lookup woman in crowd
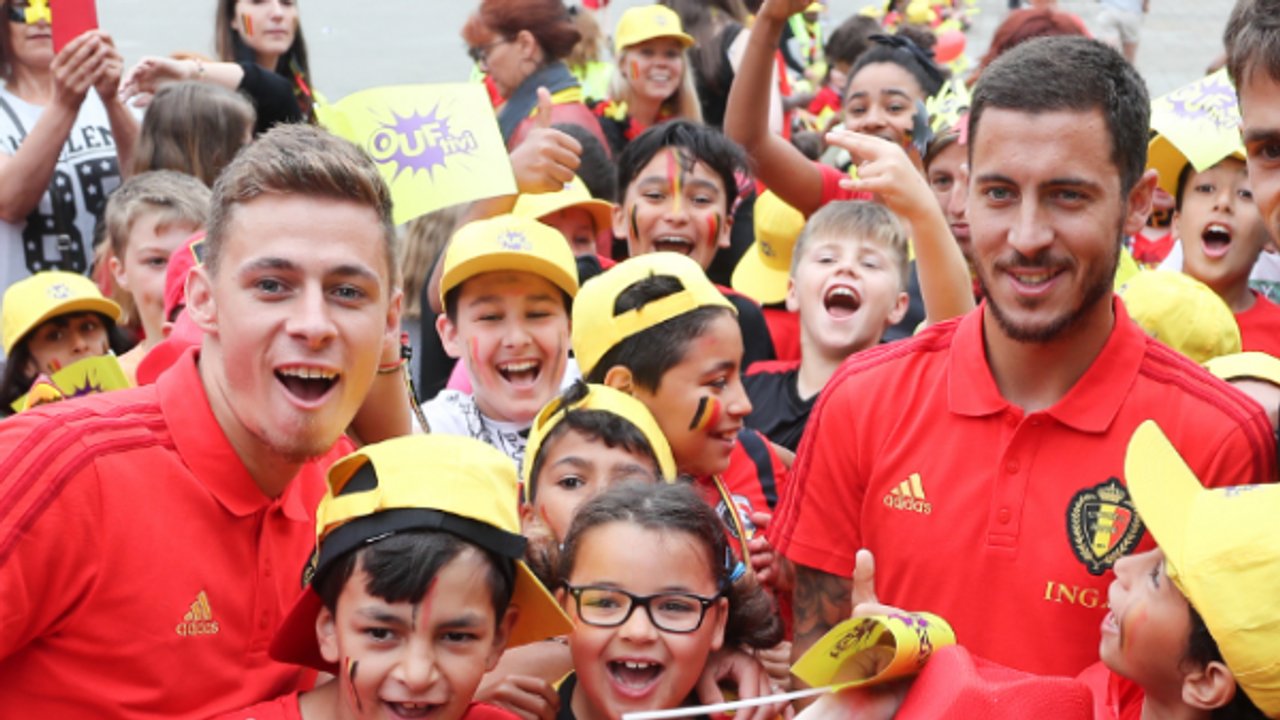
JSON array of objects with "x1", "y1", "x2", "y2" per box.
[
  {"x1": 462, "y1": 0, "x2": 610, "y2": 153},
  {"x1": 0, "y1": 3, "x2": 136, "y2": 307},
  {"x1": 121, "y1": 0, "x2": 314, "y2": 135}
]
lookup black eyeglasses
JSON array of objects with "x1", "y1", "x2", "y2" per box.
[
  {"x1": 6, "y1": 3, "x2": 30, "y2": 23},
  {"x1": 563, "y1": 584, "x2": 722, "y2": 634},
  {"x1": 468, "y1": 37, "x2": 509, "y2": 66}
]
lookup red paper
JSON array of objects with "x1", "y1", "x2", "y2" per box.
[{"x1": 52, "y1": 0, "x2": 98, "y2": 54}]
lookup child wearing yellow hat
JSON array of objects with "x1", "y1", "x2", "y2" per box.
[
  {"x1": 0, "y1": 270, "x2": 125, "y2": 414},
  {"x1": 424, "y1": 214, "x2": 580, "y2": 467},
  {"x1": 216, "y1": 434, "x2": 573, "y2": 720}
]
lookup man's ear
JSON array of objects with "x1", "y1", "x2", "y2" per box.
[
  {"x1": 385, "y1": 288, "x2": 404, "y2": 341},
  {"x1": 1123, "y1": 169, "x2": 1159, "y2": 239},
  {"x1": 486, "y1": 606, "x2": 519, "y2": 671},
  {"x1": 317, "y1": 605, "x2": 340, "y2": 664},
  {"x1": 1182, "y1": 660, "x2": 1238, "y2": 712},
  {"x1": 602, "y1": 365, "x2": 635, "y2": 395},
  {"x1": 185, "y1": 266, "x2": 218, "y2": 335},
  {"x1": 436, "y1": 313, "x2": 463, "y2": 359}
]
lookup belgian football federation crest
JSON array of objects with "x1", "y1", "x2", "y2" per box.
[{"x1": 1067, "y1": 478, "x2": 1145, "y2": 576}]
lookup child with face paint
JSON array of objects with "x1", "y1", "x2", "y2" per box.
[
  {"x1": 424, "y1": 214, "x2": 580, "y2": 468},
  {"x1": 613, "y1": 120, "x2": 779, "y2": 370},
  {"x1": 555, "y1": 482, "x2": 784, "y2": 720},
  {"x1": 0, "y1": 271, "x2": 126, "y2": 415},
  {"x1": 809, "y1": 421, "x2": 1280, "y2": 720},
  {"x1": 467, "y1": 382, "x2": 678, "y2": 719},
  {"x1": 216, "y1": 435, "x2": 574, "y2": 720},
  {"x1": 590, "y1": 5, "x2": 702, "y2": 158}
]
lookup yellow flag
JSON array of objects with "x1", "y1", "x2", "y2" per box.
[
  {"x1": 1148, "y1": 69, "x2": 1244, "y2": 196},
  {"x1": 11, "y1": 354, "x2": 131, "y2": 413},
  {"x1": 791, "y1": 612, "x2": 956, "y2": 690},
  {"x1": 316, "y1": 84, "x2": 517, "y2": 225}
]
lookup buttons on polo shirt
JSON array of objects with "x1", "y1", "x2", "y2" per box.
[
  {"x1": 1004, "y1": 413, "x2": 1018, "y2": 427},
  {"x1": 1005, "y1": 459, "x2": 1020, "y2": 474},
  {"x1": 997, "y1": 508, "x2": 1011, "y2": 524}
]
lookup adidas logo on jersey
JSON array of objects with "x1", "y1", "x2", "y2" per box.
[
  {"x1": 176, "y1": 590, "x2": 221, "y2": 637},
  {"x1": 884, "y1": 473, "x2": 932, "y2": 514}
]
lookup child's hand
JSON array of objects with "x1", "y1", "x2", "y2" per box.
[
  {"x1": 760, "y1": 0, "x2": 816, "y2": 23},
  {"x1": 697, "y1": 648, "x2": 793, "y2": 720},
  {"x1": 478, "y1": 675, "x2": 559, "y2": 720},
  {"x1": 754, "y1": 641, "x2": 793, "y2": 693},
  {"x1": 826, "y1": 128, "x2": 938, "y2": 227},
  {"x1": 508, "y1": 87, "x2": 581, "y2": 194},
  {"x1": 747, "y1": 511, "x2": 778, "y2": 588}
]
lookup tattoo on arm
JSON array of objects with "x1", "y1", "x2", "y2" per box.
[{"x1": 791, "y1": 564, "x2": 853, "y2": 663}]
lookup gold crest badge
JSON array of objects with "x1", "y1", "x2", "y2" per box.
[{"x1": 1067, "y1": 478, "x2": 1145, "y2": 576}]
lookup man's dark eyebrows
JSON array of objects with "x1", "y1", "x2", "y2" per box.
[
  {"x1": 1243, "y1": 128, "x2": 1280, "y2": 145},
  {"x1": 329, "y1": 264, "x2": 380, "y2": 284},
  {"x1": 239, "y1": 257, "x2": 299, "y2": 275},
  {"x1": 1045, "y1": 177, "x2": 1105, "y2": 193}
]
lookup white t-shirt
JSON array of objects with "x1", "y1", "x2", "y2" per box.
[
  {"x1": 0, "y1": 87, "x2": 125, "y2": 290},
  {"x1": 421, "y1": 390, "x2": 530, "y2": 467}
]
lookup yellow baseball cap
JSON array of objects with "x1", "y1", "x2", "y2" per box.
[
  {"x1": 2, "y1": 271, "x2": 121, "y2": 354},
  {"x1": 571, "y1": 253, "x2": 734, "y2": 378},
  {"x1": 512, "y1": 176, "x2": 614, "y2": 237},
  {"x1": 1119, "y1": 270, "x2": 1241, "y2": 364},
  {"x1": 270, "y1": 435, "x2": 573, "y2": 672},
  {"x1": 1124, "y1": 421, "x2": 1280, "y2": 717},
  {"x1": 1147, "y1": 69, "x2": 1246, "y2": 198},
  {"x1": 439, "y1": 214, "x2": 580, "y2": 307},
  {"x1": 1147, "y1": 135, "x2": 1246, "y2": 199},
  {"x1": 613, "y1": 5, "x2": 694, "y2": 55},
  {"x1": 731, "y1": 191, "x2": 805, "y2": 305},
  {"x1": 522, "y1": 382, "x2": 677, "y2": 503},
  {"x1": 1205, "y1": 351, "x2": 1280, "y2": 387}
]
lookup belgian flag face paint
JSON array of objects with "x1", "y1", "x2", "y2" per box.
[{"x1": 689, "y1": 395, "x2": 723, "y2": 432}]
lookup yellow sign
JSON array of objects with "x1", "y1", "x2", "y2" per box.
[
  {"x1": 11, "y1": 354, "x2": 131, "y2": 413},
  {"x1": 1148, "y1": 69, "x2": 1244, "y2": 195},
  {"x1": 791, "y1": 612, "x2": 956, "y2": 690},
  {"x1": 316, "y1": 83, "x2": 517, "y2": 225}
]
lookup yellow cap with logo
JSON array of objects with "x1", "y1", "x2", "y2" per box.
[
  {"x1": 1124, "y1": 421, "x2": 1280, "y2": 718},
  {"x1": 571, "y1": 252, "x2": 734, "y2": 378},
  {"x1": 512, "y1": 176, "x2": 614, "y2": 237},
  {"x1": 2, "y1": 271, "x2": 121, "y2": 354},
  {"x1": 522, "y1": 382, "x2": 678, "y2": 503},
  {"x1": 270, "y1": 435, "x2": 574, "y2": 672},
  {"x1": 439, "y1": 214, "x2": 579, "y2": 307},
  {"x1": 731, "y1": 191, "x2": 806, "y2": 305},
  {"x1": 614, "y1": 4, "x2": 694, "y2": 55}
]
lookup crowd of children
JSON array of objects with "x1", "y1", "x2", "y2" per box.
[{"x1": 2, "y1": 0, "x2": 1280, "y2": 719}]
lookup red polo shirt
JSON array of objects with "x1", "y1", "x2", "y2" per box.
[
  {"x1": 770, "y1": 299, "x2": 1275, "y2": 676},
  {"x1": 0, "y1": 350, "x2": 352, "y2": 719},
  {"x1": 1236, "y1": 290, "x2": 1280, "y2": 358}
]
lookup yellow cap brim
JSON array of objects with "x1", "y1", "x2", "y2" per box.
[
  {"x1": 439, "y1": 252, "x2": 579, "y2": 307},
  {"x1": 1123, "y1": 421, "x2": 1198, "y2": 583},
  {"x1": 4, "y1": 296, "x2": 121, "y2": 354}
]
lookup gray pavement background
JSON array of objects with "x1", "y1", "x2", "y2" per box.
[{"x1": 101, "y1": 0, "x2": 1231, "y2": 108}]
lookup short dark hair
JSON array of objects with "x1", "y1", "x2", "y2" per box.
[
  {"x1": 849, "y1": 35, "x2": 947, "y2": 100},
  {"x1": 1183, "y1": 604, "x2": 1268, "y2": 719},
  {"x1": 617, "y1": 120, "x2": 748, "y2": 214},
  {"x1": 583, "y1": 274, "x2": 732, "y2": 391},
  {"x1": 558, "y1": 481, "x2": 783, "y2": 649},
  {"x1": 1224, "y1": 0, "x2": 1280, "y2": 92},
  {"x1": 526, "y1": 381, "x2": 661, "y2": 503},
  {"x1": 314, "y1": 530, "x2": 515, "y2": 628},
  {"x1": 825, "y1": 15, "x2": 880, "y2": 67},
  {"x1": 969, "y1": 36, "x2": 1150, "y2": 195},
  {"x1": 553, "y1": 122, "x2": 618, "y2": 203}
]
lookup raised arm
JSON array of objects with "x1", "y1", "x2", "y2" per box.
[
  {"x1": 723, "y1": 0, "x2": 827, "y2": 217},
  {"x1": 827, "y1": 129, "x2": 975, "y2": 325},
  {"x1": 93, "y1": 33, "x2": 138, "y2": 178},
  {"x1": 0, "y1": 32, "x2": 107, "y2": 222}
]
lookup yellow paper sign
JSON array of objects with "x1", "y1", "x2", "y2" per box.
[
  {"x1": 11, "y1": 354, "x2": 131, "y2": 413},
  {"x1": 1148, "y1": 69, "x2": 1244, "y2": 195},
  {"x1": 315, "y1": 83, "x2": 517, "y2": 225},
  {"x1": 791, "y1": 612, "x2": 955, "y2": 690}
]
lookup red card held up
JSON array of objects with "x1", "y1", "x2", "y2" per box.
[{"x1": 52, "y1": 0, "x2": 99, "y2": 54}]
